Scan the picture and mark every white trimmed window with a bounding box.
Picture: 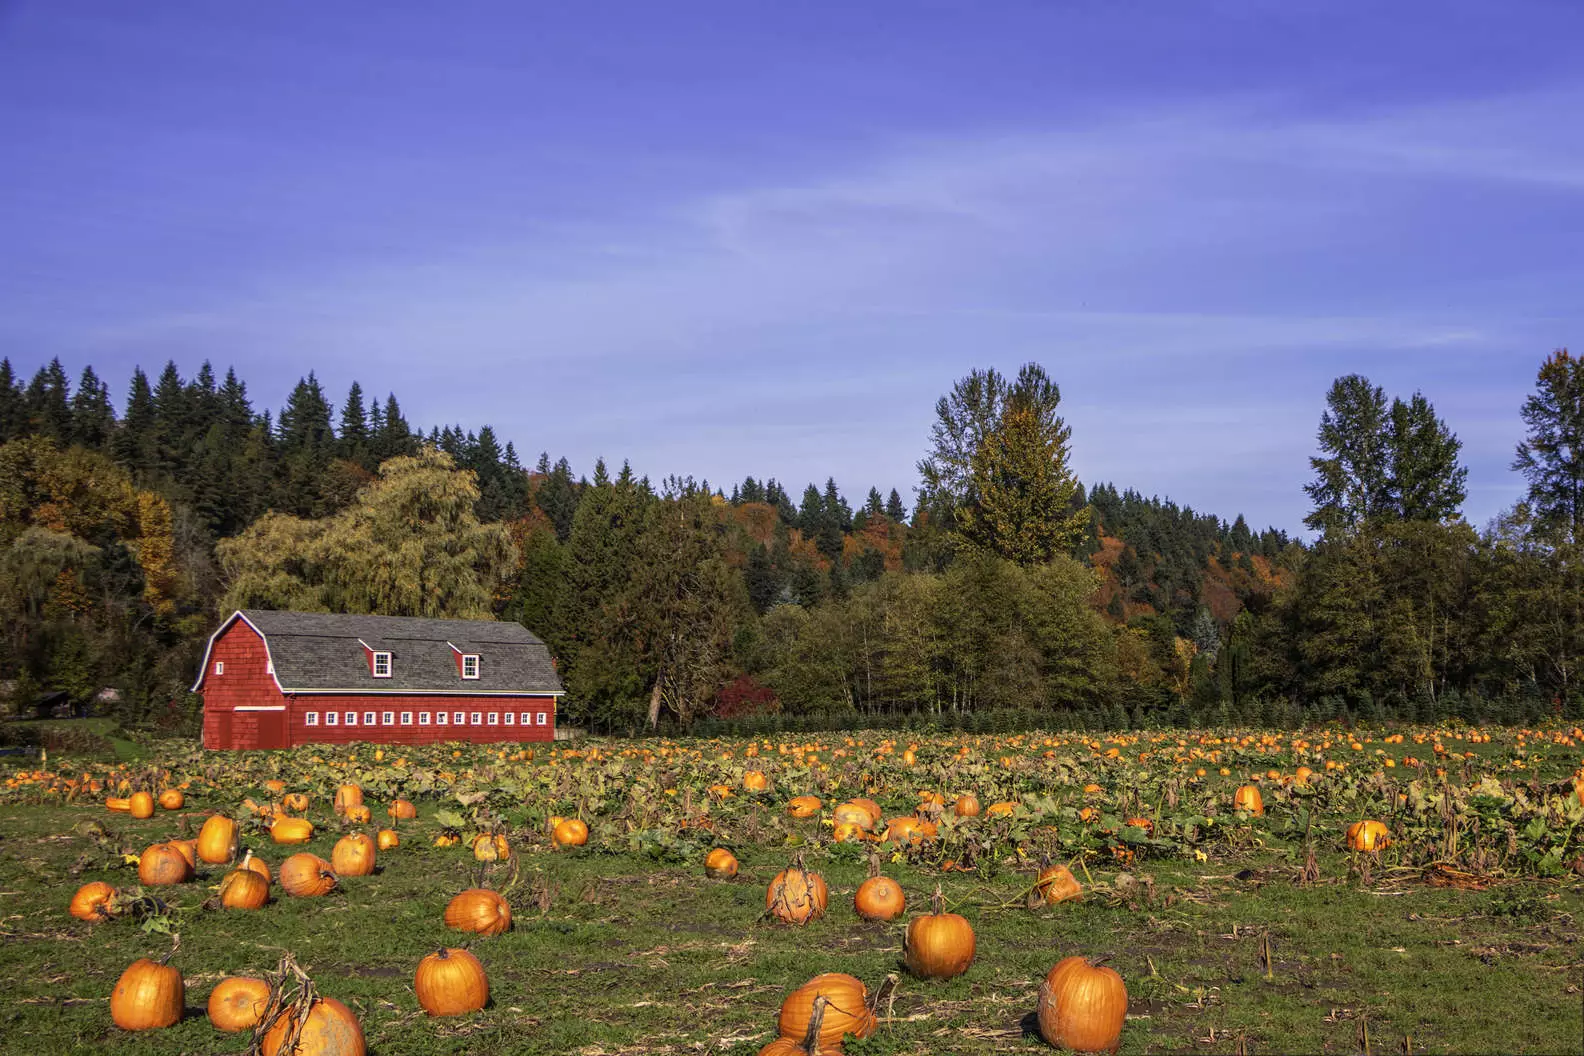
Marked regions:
[461,654,480,679]
[504,712,515,726]
[400,711,413,725]
[536,712,548,726]
[372,651,392,678]
[436,711,448,725]
[265,660,274,675]
[487,711,499,725]
[419,712,431,725]
[382,711,395,725]
[325,711,338,726]
[304,711,318,726]
[364,711,376,727]
[454,711,465,725]
[470,711,482,725]
[214,661,224,675]
[344,711,356,726]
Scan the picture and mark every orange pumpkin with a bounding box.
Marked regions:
[1037,956,1128,1055]
[377,828,399,850]
[387,799,417,820]
[345,804,372,824]
[129,791,155,819]
[219,866,270,910]
[69,881,119,922]
[1234,784,1265,815]
[197,814,239,864]
[333,784,364,815]
[270,817,314,845]
[766,859,829,925]
[415,948,489,1017]
[260,996,365,1056]
[444,888,512,937]
[110,957,184,1031]
[775,973,876,1053]
[552,818,589,848]
[1034,864,1083,905]
[854,874,906,922]
[953,793,981,818]
[903,887,975,979]
[138,843,193,886]
[331,833,377,877]
[1347,819,1390,851]
[743,770,770,792]
[279,853,338,897]
[208,976,272,1033]
[705,848,739,880]
[158,789,184,810]
[787,795,822,819]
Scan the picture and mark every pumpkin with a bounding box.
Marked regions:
[776,973,877,1053]
[1036,955,1128,1055]
[1234,785,1265,815]
[333,784,364,815]
[883,816,936,845]
[105,796,131,812]
[1294,765,1315,786]
[331,833,377,877]
[953,793,982,818]
[787,795,822,819]
[169,838,200,870]
[264,779,287,795]
[197,813,237,863]
[158,789,185,810]
[849,798,884,827]
[552,818,589,848]
[271,817,315,845]
[744,770,770,792]
[110,957,184,1031]
[387,799,417,820]
[705,848,739,880]
[471,833,510,861]
[279,853,338,897]
[766,858,828,925]
[345,804,372,824]
[985,801,1018,818]
[238,848,271,883]
[854,874,906,922]
[208,976,272,1032]
[1035,864,1083,905]
[260,996,365,1056]
[903,887,975,979]
[69,880,119,922]
[139,842,193,886]
[444,888,512,936]
[833,821,870,843]
[377,828,400,850]
[415,947,489,1016]
[832,803,875,830]
[219,865,271,910]
[760,995,829,1056]
[129,791,155,819]
[1347,819,1390,851]
[282,792,310,813]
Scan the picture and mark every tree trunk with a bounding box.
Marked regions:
[648,675,664,729]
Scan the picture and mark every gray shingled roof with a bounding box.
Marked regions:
[238,610,564,695]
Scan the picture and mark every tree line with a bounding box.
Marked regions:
[0,350,1579,735]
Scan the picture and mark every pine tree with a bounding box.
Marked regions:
[864,487,884,517]
[338,382,370,466]
[885,488,907,523]
[1304,375,1391,537]
[24,359,72,442]
[114,368,157,476]
[69,366,115,449]
[0,360,24,442]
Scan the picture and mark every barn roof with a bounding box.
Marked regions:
[194,610,565,696]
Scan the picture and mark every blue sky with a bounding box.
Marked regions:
[2,2,1579,533]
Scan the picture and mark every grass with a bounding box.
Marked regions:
[1,801,1581,1054]
[3,717,146,761]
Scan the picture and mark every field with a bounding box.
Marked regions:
[1,725,1582,1054]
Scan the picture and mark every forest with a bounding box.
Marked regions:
[0,351,1581,736]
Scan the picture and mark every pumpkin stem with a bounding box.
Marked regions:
[158,932,181,965]
[867,973,898,1020]
[866,852,881,880]
[801,994,829,1054]
[931,884,944,916]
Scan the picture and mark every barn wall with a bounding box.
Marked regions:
[201,620,286,749]
[287,694,558,746]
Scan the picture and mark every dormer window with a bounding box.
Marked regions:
[461,654,480,680]
[372,651,392,678]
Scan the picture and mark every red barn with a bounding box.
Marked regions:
[195,610,565,750]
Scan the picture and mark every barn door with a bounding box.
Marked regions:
[255,710,289,750]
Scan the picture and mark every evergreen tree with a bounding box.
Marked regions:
[1514,348,1584,541]
[114,368,157,476]
[338,382,370,465]
[535,456,579,542]
[24,359,72,442]
[69,366,115,449]
[885,488,907,523]
[864,487,884,517]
